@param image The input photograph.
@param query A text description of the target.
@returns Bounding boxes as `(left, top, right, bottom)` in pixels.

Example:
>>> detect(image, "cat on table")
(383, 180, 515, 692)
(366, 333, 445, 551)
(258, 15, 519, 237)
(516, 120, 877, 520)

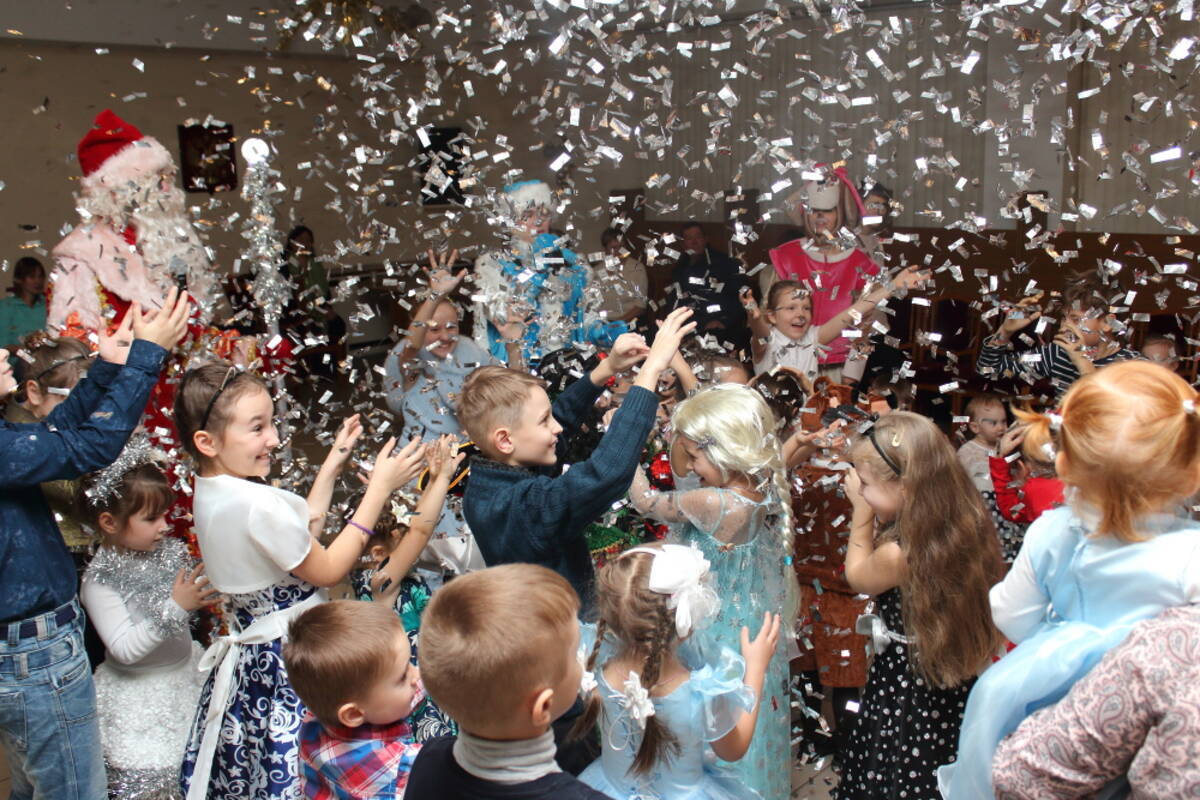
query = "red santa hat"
(77, 109, 174, 192)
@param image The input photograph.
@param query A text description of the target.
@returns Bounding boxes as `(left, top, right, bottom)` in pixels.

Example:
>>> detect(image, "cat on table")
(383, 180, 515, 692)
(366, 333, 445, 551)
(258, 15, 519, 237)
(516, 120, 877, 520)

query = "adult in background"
(768, 167, 878, 383)
(671, 221, 749, 355)
(592, 227, 648, 327)
(0, 258, 47, 362)
(281, 225, 346, 381)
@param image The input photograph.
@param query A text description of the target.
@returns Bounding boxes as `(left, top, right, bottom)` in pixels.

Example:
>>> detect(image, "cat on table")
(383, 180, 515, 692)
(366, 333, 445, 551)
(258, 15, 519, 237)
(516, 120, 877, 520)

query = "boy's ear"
(967, 420, 981, 435)
(337, 702, 366, 729)
(492, 426, 514, 456)
(97, 511, 119, 537)
(529, 687, 555, 730)
(193, 429, 219, 459)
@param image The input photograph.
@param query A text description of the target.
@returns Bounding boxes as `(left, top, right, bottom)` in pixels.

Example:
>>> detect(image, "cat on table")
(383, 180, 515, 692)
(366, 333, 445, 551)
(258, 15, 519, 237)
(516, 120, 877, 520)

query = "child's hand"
(132, 286, 191, 350)
(998, 295, 1042, 339)
(325, 415, 363, 470)
(606, 332, 651, 373)
(739, 287, 761, 320)
(367, 437, 425, 493)
(424, 248, 465, 296)
(97, 311, 135, 365)
(844, 466, 871, 514)
(495, 309, 529, 344)
(644, 308, 697, 372)
(891, 265, 931, 292)
(172, 564, 221, 612)
(740, 612, 781, 675)
(997, 424, 1027, 457)
(425, 435, 464, 482)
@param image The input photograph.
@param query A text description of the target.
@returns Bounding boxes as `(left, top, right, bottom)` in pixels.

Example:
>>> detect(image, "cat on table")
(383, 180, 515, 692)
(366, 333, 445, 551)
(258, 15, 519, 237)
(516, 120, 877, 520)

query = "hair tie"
(1184, 398, 1196, 416)
(617, 672, 656, 731)
(1046, 412, 1063, 432)
(625, 543, 719, 638)
(866, 425, 902, 476)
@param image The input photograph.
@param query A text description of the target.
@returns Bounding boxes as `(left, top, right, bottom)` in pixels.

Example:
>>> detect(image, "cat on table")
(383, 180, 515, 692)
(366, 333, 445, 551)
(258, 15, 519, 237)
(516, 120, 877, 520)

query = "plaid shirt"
(299, 713, 422, 799)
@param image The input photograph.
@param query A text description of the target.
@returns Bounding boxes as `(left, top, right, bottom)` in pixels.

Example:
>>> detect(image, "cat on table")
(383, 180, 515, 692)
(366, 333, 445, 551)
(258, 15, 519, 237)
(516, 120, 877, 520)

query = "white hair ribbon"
(627, 543, 720, 638)
(577, 645, 597, 696)
(619, 671, 656, 730)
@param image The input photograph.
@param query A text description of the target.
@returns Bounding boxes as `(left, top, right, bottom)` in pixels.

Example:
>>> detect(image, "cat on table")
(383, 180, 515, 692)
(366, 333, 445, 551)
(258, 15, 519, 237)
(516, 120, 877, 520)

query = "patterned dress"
(834, 589, 973, 799)
(179, 578, 316, 799)
(351, 569, 457, 742)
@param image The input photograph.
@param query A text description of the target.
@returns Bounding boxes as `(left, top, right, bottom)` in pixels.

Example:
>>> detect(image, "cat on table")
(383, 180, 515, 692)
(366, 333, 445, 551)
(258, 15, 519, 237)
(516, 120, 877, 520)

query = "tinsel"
(241, 149, 289, 333)
(84, 433, 167, 507)
(86, 537, 193, 641)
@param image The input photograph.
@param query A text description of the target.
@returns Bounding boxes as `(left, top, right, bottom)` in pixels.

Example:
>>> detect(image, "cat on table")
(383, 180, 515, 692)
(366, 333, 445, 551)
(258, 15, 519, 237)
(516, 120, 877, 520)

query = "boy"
(406, 564, 611, 800)
(1141, 334, 1181, 373)
(957, 394, 1006, 494)
(458, 306, 694, 617)
(0, 287, 189, 799)
(285, 600, 426, 799)
(976, 279, 1139, 398)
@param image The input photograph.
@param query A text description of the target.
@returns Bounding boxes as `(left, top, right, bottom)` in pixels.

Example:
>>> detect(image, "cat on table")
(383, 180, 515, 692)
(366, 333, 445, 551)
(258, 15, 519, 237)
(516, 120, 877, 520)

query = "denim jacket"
(0, 339, 165, 623)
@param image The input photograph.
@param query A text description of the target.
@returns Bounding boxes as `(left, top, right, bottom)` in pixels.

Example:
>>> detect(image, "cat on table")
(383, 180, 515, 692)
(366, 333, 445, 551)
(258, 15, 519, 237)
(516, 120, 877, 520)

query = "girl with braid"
(575, 544, 780, 800)
(627, 385, 798, 799)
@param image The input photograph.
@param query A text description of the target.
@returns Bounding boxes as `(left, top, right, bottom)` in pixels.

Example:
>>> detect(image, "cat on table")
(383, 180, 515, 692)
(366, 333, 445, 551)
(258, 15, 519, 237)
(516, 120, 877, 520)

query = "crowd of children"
(4, 191, 1200, 800)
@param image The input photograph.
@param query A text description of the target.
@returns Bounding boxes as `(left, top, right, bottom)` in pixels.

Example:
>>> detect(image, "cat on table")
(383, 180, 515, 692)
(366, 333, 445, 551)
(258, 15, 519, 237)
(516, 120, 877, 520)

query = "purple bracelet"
(348, 520, 374, 539)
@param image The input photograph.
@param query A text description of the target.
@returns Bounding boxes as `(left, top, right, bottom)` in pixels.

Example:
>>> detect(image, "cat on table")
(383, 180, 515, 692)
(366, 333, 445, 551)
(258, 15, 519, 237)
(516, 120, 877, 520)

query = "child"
(988, 413, 1063, 525)
(626, 383, 797, 800)
(284, 600, 428, 799)
(175, 363, 427, 800)
(354, 435, 465, 741)
(976, 278, 1140, 398)
(406, 564, 610, 800)
(458, 306, 696, 616)
(0, 287, 189, 800)
(955, 394, 1006, 493)
(742, 267, 925, 382)
(1140, 333, 1181, 372)
(838, 411, 1006, 799)
(576, 544, 781, 799)
(939, 360, 1200, 799)
(78, 456, 220, 799)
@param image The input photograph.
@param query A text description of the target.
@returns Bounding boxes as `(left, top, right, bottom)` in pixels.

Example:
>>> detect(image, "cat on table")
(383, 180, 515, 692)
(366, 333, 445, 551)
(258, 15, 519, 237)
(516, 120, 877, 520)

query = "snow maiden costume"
(472, 180, 626, 366)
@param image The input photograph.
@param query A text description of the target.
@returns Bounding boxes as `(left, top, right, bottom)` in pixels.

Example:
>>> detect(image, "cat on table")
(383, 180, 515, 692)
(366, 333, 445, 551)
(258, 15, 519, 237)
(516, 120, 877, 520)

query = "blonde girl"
(627, 384, 796, 800)
(837, 411, 1005, 799)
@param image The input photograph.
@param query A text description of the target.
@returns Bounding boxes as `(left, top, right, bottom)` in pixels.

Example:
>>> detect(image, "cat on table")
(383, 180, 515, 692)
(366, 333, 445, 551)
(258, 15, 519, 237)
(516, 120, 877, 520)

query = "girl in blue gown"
(627, 384, 798, 800)
(939, 361, 1200, 799)
(576, 543, 781, 800)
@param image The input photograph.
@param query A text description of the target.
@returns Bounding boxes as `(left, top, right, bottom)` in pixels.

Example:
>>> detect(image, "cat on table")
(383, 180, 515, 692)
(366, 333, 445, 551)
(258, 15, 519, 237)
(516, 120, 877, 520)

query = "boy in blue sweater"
(459, 307, 694, 618)
(0, 288, 190, 800)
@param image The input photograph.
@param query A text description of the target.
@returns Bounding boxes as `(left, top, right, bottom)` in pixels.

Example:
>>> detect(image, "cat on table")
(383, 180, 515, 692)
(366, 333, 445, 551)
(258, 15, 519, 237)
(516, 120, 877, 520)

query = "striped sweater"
(976, 336, 1140, 397)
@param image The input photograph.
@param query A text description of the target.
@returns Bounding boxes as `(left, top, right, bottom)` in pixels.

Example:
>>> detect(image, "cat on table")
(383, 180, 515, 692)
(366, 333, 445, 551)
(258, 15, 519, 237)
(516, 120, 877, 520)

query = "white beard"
(80, 177, 216, 321)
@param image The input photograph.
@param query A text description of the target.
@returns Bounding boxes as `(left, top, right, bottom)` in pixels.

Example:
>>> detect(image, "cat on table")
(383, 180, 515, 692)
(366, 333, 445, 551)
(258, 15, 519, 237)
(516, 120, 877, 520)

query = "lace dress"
(179, 577, 317, 799)
(630, 471, 797, 800)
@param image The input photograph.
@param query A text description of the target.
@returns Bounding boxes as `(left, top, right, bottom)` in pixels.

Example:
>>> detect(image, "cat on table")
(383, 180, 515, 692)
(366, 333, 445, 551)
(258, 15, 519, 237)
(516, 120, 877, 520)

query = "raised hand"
(739, 287, 762, 321)
(998, 424, 1028, 458)
(426, 435, 465, 483)
(740, 612, 781, 674)
(998, 295, 1043, 339)
(97, 310, 136, 366)
(892, 265, 932, 292)
(368, 437, 425, 493)
(326, 414, 363, 470)
(132, 286, 191, 350)
(606, 332, 652, 373)
(424, 249, 465, 296)
(172, 564, 221, 612)
(645, 307, 697, 370)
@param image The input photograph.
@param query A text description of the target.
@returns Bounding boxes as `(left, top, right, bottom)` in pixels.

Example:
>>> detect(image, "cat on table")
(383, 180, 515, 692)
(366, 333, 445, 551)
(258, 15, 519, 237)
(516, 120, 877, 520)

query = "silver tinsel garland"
(83, 433, 167, 508)
(86, 537, 193, 641)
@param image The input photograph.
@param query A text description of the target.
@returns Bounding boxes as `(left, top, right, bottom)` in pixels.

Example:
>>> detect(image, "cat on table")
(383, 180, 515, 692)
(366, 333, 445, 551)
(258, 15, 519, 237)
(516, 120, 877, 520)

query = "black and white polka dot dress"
(834, 589, 974, 800)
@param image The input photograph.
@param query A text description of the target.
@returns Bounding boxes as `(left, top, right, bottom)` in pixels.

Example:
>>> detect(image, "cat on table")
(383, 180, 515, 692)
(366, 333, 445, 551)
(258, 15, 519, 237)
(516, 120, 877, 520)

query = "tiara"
(84, 434, 167, 507)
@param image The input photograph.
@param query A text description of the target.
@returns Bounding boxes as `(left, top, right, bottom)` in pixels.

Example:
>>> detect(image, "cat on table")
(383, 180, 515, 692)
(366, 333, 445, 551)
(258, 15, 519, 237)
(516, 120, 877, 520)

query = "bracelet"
(348, 520, 374, 539)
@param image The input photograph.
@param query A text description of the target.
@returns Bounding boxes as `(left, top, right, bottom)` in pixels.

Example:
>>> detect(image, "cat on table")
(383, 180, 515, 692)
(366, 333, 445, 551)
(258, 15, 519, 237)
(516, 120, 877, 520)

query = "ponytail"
(1012, 405, 1057, 467)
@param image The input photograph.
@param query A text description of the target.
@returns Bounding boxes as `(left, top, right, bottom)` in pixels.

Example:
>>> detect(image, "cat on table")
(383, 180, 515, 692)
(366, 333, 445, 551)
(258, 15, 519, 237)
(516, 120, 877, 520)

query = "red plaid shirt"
(298, 713, 422, 799)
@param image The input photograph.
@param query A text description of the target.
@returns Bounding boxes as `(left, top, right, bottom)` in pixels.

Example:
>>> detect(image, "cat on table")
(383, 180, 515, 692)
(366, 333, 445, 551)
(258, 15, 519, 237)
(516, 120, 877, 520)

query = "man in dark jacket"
(671, 221, 750, 355)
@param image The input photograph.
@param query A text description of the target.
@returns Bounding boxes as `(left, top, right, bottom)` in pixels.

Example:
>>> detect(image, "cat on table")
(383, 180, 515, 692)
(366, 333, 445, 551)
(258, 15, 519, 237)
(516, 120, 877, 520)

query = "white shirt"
(753, 326, 820, 381)
(193, 474, 313, 594)
(80, 578, 192, 672)
(956, 438, 994, 494)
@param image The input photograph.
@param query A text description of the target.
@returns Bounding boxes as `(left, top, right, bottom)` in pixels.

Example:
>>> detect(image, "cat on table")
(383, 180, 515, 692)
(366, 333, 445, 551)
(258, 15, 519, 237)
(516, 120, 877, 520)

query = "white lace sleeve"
(629, 469, 755, 543)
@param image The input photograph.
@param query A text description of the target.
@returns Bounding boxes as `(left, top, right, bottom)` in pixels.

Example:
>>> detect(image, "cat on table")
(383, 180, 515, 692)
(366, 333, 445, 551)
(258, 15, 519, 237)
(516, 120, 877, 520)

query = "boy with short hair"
(406, 564, 611, 800)
(957, 394, 1006, 494)
(285, 600, 426, 799)
(458, 307, 694, 617)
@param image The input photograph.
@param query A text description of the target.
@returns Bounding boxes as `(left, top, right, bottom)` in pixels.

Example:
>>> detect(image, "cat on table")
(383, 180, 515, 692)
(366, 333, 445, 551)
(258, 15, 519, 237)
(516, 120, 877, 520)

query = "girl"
(175, 362, 427, 800)
(838, 411, 1006, 799)
(353, 435, 465, 741)
(576, 544, 781, 800)
(940, 360, 1200, 799)
(79, 454, 220, 799)
(742, 267, 926, 382)
(0, 256, 47, 353)
(988, 412, 1064, 526)
(627, 384, 797, 800)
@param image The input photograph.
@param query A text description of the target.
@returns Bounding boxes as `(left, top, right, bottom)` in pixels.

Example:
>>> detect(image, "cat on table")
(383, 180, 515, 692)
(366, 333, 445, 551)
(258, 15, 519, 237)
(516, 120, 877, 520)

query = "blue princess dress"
(938, 504, 1200, 799)
(631, 476, 797, 800)
(580, 631, 761, 800)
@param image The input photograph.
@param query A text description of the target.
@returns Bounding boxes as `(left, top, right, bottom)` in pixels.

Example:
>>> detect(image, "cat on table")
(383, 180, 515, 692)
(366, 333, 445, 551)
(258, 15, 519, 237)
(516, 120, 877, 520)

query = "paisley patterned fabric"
(179, 578, 316, 800)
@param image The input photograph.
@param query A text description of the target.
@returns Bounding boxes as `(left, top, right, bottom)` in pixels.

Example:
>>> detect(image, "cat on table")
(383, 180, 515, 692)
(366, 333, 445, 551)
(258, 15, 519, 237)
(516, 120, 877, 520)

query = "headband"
(626, 543, 719, 638)
(199, 366, 239, 431)
(867, 425, 903, 476)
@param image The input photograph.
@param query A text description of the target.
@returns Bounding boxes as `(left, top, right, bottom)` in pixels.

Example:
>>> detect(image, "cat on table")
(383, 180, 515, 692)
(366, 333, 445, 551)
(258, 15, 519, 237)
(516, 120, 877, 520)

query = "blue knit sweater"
(463, 376, 658, 617)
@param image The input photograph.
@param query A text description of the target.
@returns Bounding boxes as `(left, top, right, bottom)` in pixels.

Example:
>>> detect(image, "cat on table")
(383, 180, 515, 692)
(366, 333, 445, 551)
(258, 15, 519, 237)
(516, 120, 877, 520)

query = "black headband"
(867, 425, 902, 476)
(33, 354, 90, 383)
(199, 367, 238, 431)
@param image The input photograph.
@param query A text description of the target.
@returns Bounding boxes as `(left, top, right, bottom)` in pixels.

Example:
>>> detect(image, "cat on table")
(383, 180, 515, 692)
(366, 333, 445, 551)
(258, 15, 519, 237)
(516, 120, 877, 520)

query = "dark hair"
(77, 463, 174, 533)
(601, 227, 622, 248)
(174, 361, 270, 460)
(19, 334, 90, 398)
(13, 257, 44, 281)
(680, 220, 704, 235)
(1061, 274, 1107, 315)
(283, 225, 314, 259)
(750, 368, 809, 433)
(766, 280, 809, 311)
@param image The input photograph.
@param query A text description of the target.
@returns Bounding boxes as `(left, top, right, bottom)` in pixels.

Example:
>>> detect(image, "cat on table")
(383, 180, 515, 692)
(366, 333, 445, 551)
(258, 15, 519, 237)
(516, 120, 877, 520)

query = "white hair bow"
(619, 671, 656, 730)
(577, 644, 597, 696)
(628, 543, 720, 638)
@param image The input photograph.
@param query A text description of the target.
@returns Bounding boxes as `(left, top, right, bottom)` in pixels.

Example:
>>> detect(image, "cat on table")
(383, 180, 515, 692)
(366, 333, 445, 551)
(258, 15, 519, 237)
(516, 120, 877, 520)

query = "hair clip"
(889, 431, 902, 448)
(1046, 412, 1063, 432)
(625, 544, 719, 637)
(695, 435, 717, 450)
(1184, 399, 1196, 416)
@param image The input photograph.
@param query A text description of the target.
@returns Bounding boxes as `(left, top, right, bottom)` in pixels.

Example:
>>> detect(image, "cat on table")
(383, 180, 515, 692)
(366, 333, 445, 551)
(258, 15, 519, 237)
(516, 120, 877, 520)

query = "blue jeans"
(0, 599, 105, 800)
